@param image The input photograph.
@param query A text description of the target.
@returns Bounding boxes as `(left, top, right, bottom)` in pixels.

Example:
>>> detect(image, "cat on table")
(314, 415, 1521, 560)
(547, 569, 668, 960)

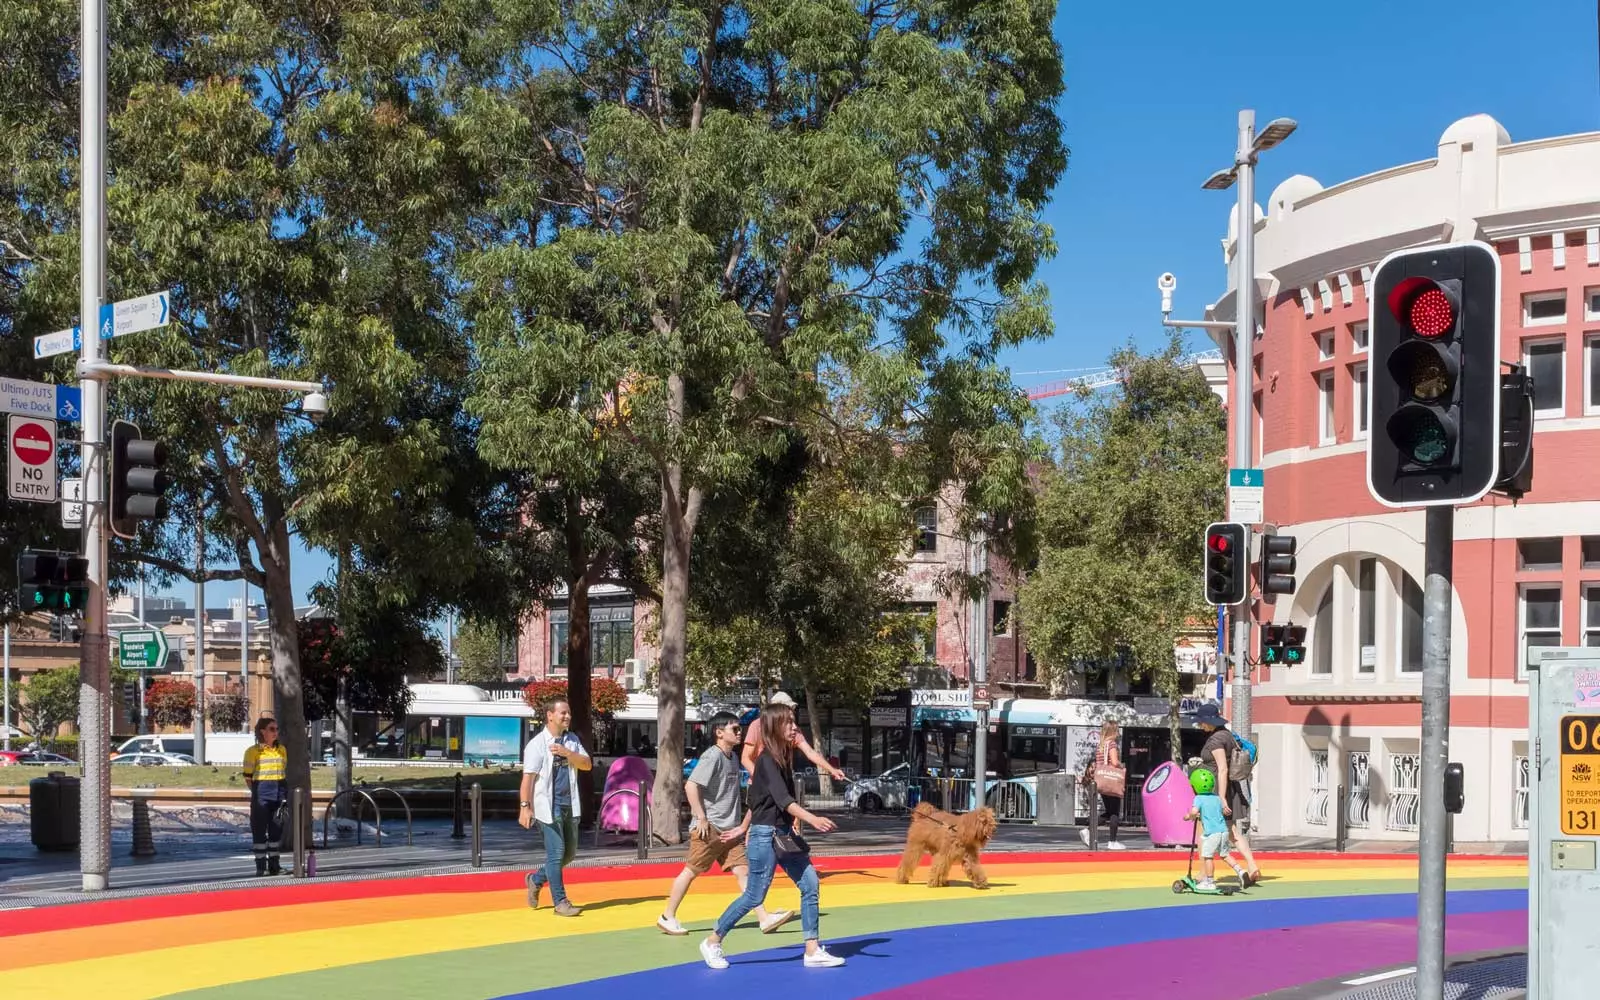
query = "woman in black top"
(699, 703, 844, 970)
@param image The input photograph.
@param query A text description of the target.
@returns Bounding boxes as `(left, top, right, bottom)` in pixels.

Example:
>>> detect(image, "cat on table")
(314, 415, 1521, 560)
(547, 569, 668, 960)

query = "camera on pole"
(1366, 241, 1501, 507)
(110, 419, 170, 540)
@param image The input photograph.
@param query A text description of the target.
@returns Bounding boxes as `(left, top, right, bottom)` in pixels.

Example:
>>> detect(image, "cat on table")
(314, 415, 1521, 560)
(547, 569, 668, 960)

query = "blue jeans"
(528, 807, 579, 904)
(714, 824, 820, 941)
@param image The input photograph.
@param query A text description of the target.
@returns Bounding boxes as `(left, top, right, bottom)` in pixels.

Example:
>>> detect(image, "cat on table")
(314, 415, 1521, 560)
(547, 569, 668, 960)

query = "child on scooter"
(1184, 768, 1248, 891)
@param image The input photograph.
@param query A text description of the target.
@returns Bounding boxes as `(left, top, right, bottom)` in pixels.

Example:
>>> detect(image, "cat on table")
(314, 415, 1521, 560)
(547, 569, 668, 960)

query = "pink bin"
(1141, 761, 1197, 848)
(599, 756, 653, 836)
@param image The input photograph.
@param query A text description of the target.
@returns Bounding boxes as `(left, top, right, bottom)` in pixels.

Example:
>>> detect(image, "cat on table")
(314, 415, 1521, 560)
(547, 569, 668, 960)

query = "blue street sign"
(1228, 468, 1263, 488)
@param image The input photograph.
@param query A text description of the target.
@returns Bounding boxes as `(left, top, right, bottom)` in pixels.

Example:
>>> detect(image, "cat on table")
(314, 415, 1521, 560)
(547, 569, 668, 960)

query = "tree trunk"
(803, 678, 831, 797)
(567, 563, 597, 824)
(259, 521, 311, 848)
(1168, 690, 1183, 770)
(651, 467, 691, 845)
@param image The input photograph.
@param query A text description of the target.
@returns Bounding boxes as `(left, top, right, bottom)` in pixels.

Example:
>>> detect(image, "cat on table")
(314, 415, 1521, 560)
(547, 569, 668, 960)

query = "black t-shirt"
(749, 751, 798, 828)
(1200, 729, 1236, 781)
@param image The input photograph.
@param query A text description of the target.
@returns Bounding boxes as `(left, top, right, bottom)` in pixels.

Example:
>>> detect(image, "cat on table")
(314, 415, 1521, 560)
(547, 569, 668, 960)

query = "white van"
(115, 731, 257, 765)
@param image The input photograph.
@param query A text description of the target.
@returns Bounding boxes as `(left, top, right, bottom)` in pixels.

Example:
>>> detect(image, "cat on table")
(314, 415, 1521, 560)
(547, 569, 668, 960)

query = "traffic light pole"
(78, 0, 113, 892)
(1229, 110, 1258, 741)
(1416, 504, 1455, 1000)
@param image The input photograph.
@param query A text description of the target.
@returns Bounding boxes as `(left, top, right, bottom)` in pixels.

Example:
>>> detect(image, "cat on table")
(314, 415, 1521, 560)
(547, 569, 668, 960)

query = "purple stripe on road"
(860, 910, 1525, 1000)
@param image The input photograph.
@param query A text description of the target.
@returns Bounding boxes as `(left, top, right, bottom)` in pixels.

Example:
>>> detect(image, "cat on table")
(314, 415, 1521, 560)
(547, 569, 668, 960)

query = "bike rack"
(321, 787, 383, 849)
(364, 786, 414, 846)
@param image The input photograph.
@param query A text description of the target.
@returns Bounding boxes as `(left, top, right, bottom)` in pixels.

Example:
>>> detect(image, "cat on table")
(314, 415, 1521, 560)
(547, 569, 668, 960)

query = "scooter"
(1170, 818, 1239, 896)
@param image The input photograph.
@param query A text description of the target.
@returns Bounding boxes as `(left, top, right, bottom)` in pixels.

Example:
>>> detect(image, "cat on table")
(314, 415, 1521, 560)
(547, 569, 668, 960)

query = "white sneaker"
(657, 915, 687, 936)
(1196, 878, 1217, 891)
(700, 937, 729, 970)
(1078, 828, 1090, 846)
(759, 909, 794, 933)
(804, 946, 846, 968)
(1106, 840, 1126, 851)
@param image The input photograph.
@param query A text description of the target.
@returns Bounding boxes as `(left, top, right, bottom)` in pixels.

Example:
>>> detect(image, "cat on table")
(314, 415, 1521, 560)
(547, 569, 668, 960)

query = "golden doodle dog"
(894, 801, 998, 889)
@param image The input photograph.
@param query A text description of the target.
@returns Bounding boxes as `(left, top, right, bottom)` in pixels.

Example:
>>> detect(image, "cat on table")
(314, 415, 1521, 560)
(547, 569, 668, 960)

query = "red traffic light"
(1207, 533, 1231, 554)
(1388, 276, 1457, 339)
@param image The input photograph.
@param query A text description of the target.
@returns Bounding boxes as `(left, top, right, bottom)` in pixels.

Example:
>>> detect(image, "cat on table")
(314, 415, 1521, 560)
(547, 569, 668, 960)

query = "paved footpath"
(0, 849, 1525, 1000)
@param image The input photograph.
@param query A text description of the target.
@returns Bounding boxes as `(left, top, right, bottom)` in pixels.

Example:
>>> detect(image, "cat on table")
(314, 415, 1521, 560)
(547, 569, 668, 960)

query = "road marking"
(1343, 966, 1417, 985)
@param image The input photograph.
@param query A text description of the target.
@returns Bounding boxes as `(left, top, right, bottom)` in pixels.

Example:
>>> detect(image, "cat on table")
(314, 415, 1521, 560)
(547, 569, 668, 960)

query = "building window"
(1523, 290, 1567, 327)
(1519, 537, 1563, 571)
(1400, 574, 1424, 673)
(591, 608, 635, 668)
(1312, 585, 1333, 675)
(1318, 372, 1335, 444)
(1023, 652, 1037, 682)
(992, 600, 1012, 636)
(1587, 335, 1600, 414)
(1351, 321, 1369, 354)
(1513, 753, 1530, 830)
(1521, 587, 1563, 678)
(1584, 536, 1600, 569)
(1347, 751, 1371, 829)
(904, 602, 938, 661)
(1306, 749, 1330, 827)
(1585, 586, 1600, 647)
(549, 615, 569, 671)
(1351, 364, 1369, 438)
(1525, 340, 1565, 416)
(1386, 752, 1421, 832)
(1317, 330, 1335, 360)
(1585, 287, 1600, 321)
(913, 505, 938, 553)
(1357, 558, 1377, 673)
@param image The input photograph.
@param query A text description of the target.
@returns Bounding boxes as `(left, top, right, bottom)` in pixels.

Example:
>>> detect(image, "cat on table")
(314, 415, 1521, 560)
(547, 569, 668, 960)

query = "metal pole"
(240, 579, 249, 721)
(77, 0, 113, 893)
(1230, 109, 1258, 742)
(446, 610, 455, 684)
(972, 527, 989, 811)
(137, 572, 147, 733)
(1416, 504, 1454, 1000)
(3, 626, 11, 752)
(470, 782, 482, 867)
(1215, 606, 1226, 702)
(193, 519, 206, 763)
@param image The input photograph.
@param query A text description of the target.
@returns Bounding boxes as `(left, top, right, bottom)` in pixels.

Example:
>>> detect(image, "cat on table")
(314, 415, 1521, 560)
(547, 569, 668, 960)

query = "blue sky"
(162, 0, 1600, 609)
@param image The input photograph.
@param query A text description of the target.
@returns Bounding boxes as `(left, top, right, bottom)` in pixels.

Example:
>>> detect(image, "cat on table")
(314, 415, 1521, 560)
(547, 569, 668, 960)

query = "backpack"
(1230, 734, 1258, 782)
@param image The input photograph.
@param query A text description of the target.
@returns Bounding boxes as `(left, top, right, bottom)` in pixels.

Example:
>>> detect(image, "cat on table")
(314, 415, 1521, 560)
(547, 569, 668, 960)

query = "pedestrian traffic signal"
(17, 549, 89, 613)
(1367, 241, 1501, 507)
(1261, 623, 1307, 665)
(1259, 532, 1298, 597)
(110, 419, 169, 540)
(1203, 522, 1248, 606)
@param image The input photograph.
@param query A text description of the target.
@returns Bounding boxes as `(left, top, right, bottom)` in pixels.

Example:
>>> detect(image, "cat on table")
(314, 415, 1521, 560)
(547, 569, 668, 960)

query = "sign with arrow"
(118, 628, 170, 670)
(100, 290, 171, 340)
(0, 377, 80, 423)
(1227, 467, 1264, 524)
(33, 326, 82, 360)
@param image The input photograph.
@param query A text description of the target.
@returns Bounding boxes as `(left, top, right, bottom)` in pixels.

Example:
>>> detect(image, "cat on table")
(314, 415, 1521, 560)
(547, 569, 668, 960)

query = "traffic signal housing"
(17, 549, 89, 613)
(1259, 532, 1298, 597)
(1261, 623, 1307, 666)
(1203, 522, 1248, 606)
(110, 419, 170, 540)
(1367, 241, 1501, 507)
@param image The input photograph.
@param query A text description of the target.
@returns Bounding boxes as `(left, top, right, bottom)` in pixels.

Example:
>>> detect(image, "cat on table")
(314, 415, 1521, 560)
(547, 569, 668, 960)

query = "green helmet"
(1189, 768, 1216, 795)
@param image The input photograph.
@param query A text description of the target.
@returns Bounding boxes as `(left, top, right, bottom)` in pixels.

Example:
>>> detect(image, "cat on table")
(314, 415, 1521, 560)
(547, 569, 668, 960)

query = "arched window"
(1400, 574, 1424, 673)
(1313, 585, 1334, 674)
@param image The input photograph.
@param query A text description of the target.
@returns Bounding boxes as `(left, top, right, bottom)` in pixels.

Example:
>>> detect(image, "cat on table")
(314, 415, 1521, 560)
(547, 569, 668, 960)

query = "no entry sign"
(8, 415, 57, 502)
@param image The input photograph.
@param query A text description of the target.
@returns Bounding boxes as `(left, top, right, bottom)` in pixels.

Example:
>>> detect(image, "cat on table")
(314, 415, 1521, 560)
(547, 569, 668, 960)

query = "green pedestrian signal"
(16, 550, 88, 614)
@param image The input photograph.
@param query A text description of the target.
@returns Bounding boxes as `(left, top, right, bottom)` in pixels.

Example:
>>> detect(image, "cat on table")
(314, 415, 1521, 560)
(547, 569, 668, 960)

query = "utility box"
(1529, 649, 1600, 999)
(1033, 770, 1077, 827)
(29, 771, 80, 852)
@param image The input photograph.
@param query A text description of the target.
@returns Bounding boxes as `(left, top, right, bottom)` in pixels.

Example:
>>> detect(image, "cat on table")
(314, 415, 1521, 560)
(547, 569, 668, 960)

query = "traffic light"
(1367, 241, 1501, 507)
(1496, 368, 1534, 501)
(1203, 522, 1248, 606)
(110, 419, 169, 540)
(1261, 623, 1307, 666)
(17, 549, 88, 613)
(1259, 532, 1298, 597)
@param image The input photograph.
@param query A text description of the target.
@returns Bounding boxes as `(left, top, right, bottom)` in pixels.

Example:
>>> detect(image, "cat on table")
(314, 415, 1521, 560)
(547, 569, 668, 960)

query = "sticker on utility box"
(1559, 714, 1600, 836)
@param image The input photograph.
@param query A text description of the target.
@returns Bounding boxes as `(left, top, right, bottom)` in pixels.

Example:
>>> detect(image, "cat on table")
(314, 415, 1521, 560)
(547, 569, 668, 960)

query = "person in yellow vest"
(241, 716, 288, 876)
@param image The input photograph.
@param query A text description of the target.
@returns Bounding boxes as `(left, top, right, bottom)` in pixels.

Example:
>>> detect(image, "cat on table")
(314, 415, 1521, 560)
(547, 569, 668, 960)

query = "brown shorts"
(684, 824, 749, 874)
(1227, 783, 1252, 832)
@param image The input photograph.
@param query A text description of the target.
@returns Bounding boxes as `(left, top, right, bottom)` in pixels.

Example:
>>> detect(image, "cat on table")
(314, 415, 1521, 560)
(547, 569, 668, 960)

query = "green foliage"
(1018, 336, 1227, 696)
(206, 691, 250, 733)
(298, 582, 433, 722)
(453, 619, 514, 685)
(522, 678, 630, 718)
(7, 666, 81, 739)
(145, 678, 197, 730)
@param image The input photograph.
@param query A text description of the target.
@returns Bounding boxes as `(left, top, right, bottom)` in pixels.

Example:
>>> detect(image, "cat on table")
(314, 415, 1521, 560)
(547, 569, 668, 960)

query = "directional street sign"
(61, 476, 84, 528)
(118, 628, 170, 670)
(0, 376, 81, 423)
(33, 326, 82, 360)
(100, 289, 171, 340)
(8, 414, 58, 503)
(1227, 467, 1265, 525)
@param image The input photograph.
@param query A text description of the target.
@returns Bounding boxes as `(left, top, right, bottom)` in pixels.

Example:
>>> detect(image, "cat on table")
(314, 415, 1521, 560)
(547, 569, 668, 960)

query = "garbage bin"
(30, 771, 81, 852)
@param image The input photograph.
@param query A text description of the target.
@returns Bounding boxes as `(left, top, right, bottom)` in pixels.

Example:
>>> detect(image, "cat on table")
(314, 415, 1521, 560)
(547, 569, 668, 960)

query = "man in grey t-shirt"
(657, 712, 793, 936)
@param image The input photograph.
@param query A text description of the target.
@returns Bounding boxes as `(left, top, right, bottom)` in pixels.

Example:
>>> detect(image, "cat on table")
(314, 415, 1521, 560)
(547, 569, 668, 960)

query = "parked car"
(111, 752, 196, 766)
(844, 762, 913, 813)
(0, 749, 78, 767)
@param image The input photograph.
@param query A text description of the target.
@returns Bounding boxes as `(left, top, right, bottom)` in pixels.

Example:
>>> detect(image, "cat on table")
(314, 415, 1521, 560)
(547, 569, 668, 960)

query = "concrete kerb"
(1246, 950, 1528, 1000)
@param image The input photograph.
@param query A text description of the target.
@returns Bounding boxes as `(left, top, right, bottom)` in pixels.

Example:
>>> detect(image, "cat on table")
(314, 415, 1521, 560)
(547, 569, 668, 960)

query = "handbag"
(1094, 763, 1126, 798)
(772, 829, 806, 856)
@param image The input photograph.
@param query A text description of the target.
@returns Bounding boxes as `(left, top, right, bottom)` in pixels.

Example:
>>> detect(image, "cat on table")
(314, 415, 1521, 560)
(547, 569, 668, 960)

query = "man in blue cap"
(1186, 704, 1261, 885)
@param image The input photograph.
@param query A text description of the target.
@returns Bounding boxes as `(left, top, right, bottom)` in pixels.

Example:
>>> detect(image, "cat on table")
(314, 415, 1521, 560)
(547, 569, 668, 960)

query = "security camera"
(1158, 272, 1177, 314)
(302, 391, 329, 425)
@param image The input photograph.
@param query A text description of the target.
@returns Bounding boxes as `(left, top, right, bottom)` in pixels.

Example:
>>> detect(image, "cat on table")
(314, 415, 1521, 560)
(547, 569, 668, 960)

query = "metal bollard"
(469, 782, 483, 868)
(637, 780, 650, 861)
(292, 786, 308, 877)
(451, 772, 465, 840)
(1087, 792, 1100, 851)
(1335, 783, 1347, 854)
(130, 791, 157, 857)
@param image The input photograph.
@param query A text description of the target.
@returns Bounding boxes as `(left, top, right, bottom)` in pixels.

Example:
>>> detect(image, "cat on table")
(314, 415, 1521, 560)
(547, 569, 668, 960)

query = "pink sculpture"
(1141, 761, 1197, 848)
(598, 755, 654, 836)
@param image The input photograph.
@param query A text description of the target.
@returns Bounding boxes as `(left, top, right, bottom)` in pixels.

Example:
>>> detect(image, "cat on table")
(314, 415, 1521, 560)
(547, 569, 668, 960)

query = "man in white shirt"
(519, 698, 592, 917)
